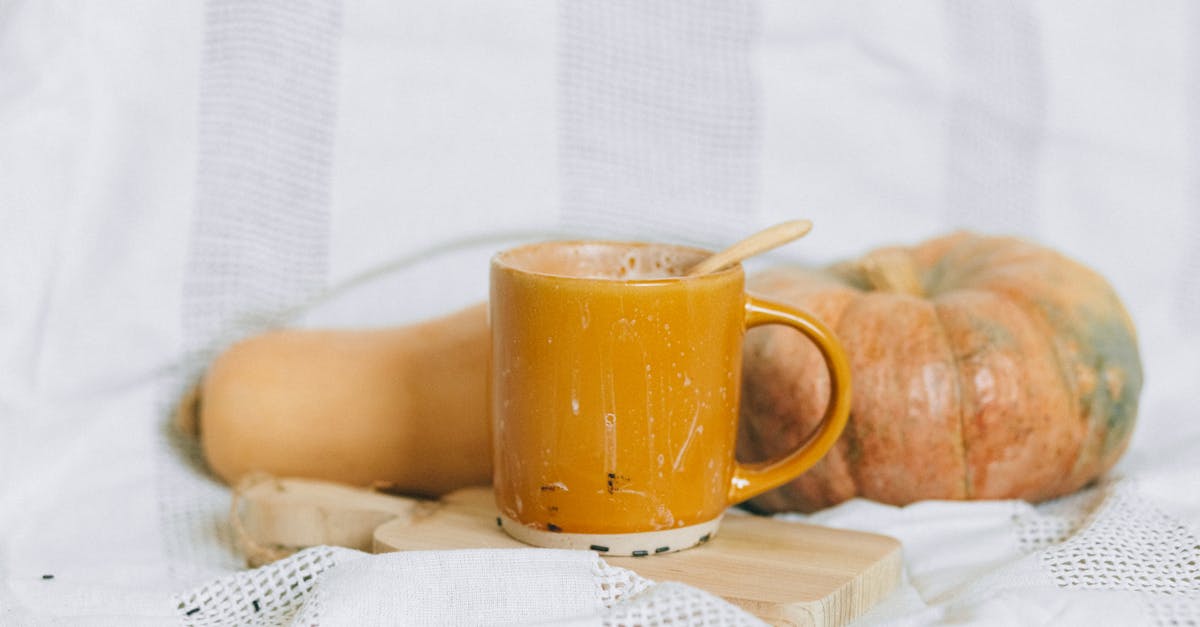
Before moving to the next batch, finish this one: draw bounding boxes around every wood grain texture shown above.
[687,219,813,276]
[374,487,901,627]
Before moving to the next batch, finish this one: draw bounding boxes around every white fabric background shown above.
[1,0,1197,625]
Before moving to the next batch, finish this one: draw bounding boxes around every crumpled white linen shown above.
[173,547,763,626]
[3,0,1199,625]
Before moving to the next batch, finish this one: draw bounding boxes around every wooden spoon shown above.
[686,219,813,276]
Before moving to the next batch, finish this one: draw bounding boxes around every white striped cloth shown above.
[1,0,1197,624]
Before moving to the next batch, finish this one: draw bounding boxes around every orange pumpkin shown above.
[738,232,1142,512]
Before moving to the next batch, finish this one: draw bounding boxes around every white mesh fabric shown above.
[181,0,341,377]
[1041,480,1200,597]
[1006,479,1200,625]
[1182,3,1200,330]
[160,0,345,588]
[591,553,655,607]
[174,548,762,626]
[1148,597,1200,627]
[1011,480,1111,553]
[175,546,344,626]
[600,582,766,627]
[943,0,1044,233]
[1008,472,1200,622]
[558,0,761,249]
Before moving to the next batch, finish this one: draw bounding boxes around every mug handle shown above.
[727,295,853,505]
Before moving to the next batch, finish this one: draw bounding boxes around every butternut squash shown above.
[183,304,491,496]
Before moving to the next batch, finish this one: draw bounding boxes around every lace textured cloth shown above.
[174,548,762,626]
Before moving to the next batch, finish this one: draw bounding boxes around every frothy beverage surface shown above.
[499,243,710,280]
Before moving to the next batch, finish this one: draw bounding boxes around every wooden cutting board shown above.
[238,478,901,627]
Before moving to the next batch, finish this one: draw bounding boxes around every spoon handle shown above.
[686,219,813,276]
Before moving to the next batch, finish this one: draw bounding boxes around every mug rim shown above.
[491,240,742,284]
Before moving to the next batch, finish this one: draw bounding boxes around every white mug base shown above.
[497,513,723,556]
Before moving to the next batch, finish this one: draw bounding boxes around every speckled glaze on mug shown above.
[489,241,851,555]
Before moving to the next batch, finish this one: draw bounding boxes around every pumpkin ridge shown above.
[930,302,972,499]
[967,283,1087,494]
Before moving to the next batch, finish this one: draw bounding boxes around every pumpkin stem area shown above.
[857,248,925,297]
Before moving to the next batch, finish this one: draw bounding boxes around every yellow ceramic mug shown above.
[490,241,851,556]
